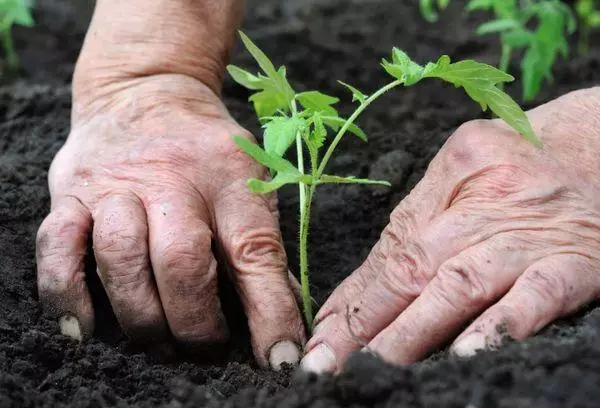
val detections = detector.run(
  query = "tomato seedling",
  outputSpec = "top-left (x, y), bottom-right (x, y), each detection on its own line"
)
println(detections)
top-left (575, 0), bottom-right (600, 54)
top-left (0, 0), bottom-right (34, 70)
top-left (421, 0), bottom-right (576, 102)
top-left (228, 31), bottom-right (538, 328)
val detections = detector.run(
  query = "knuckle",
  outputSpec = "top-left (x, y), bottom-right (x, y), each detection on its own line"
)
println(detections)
top-left (433, 260), bottom-right (490, 310)
top-left (228, 227), bottom-right (287, 274)
top-left (381, 239), bottom-right (431, 298)
top-left (520, 268), bottom-right (568, 309)
top-left (94, 221), bottom-right (147, 266)
top-left (156, 226), bottom-right (213, 274)
top-left (36, 210), bottom-right (87, 258)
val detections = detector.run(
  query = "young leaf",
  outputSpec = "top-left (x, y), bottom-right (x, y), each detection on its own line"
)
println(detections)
top-left (338, 81), bottom-right (368, 104)
top-left (296, 91), bottom-right (340, 117)
top-left (382, 51), bottom-right (538, 145)
top-left (229, 31), bottom-right (296, 118)
top-left (247, 172), bottom-right (309, 194)
top-left (307, 113), bottom-right (327, 150)
top-left (476, 18), bottom-right (521, 35)
top-left (319, 175), bottom-right (391, 187)
top-left (226, 65), bottom-right (266, 90)
top-left (263, 116), bottom-right (305, 157)
top-left (420, 0), bottom-right (450, 23)
top-left (233, 135), bottom-right (302, 175)
top-left (321, 116), bottom-right (368, 142)
top-left (382, 48), bottom-right (425, 85)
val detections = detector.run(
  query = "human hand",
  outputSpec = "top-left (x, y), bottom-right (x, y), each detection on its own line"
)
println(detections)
top-left (35, 0), bottom-right (305, 367)
top-left (301, 87), bottom-right (600, 373)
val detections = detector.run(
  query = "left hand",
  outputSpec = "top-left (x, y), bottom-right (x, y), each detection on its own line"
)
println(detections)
top-left (301, 87), bottom-right (600, 373)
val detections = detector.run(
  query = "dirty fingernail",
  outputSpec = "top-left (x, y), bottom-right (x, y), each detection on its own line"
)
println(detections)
top-left (300, 343), bottom-right (336, 374)
top-left (312, 313), bottom-right (336, 336)
top-left (451, 332), bottom-right (487, 357)
top-left (269, 341), bottom-right (301, 371)
top-left (59, 315), bottom-right (82, 341)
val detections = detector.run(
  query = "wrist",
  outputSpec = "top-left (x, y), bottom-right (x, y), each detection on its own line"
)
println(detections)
top-left (73, 0), bottom-right (245, 105)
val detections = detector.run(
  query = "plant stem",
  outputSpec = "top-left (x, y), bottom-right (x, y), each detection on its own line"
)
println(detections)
top-left (578, 25), bottom-right (590, 55)
top-left (316, 79), bottom-right (402, 178)
top-left (299, 184), bottom-right (316, 328)
top-left (2, 26), bottom-right (18, 71)
top-left (291, 100), bottom-right (315, 327)
top-left (498, 43), bottom-right (512, 92)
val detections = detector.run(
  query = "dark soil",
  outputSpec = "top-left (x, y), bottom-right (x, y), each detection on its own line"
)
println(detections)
top-left (2, 0), bottom-right (600, 407)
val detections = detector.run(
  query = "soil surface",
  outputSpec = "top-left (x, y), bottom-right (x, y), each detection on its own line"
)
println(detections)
top-left (2, 0), bottom-right (600, 407)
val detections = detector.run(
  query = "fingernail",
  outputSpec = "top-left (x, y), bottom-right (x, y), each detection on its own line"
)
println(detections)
top-left (300, 343), bottom-right (336, 374)
top-left (59, 315), bottom-right (82, 342)
top-left (269, 341), bottom-right (301, 371)
top-left (451, 332), bottom-right (487, 357)
top-left (312, 313), bottom-right (336, 336)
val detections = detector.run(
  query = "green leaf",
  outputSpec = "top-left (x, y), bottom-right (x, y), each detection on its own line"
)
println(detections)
top-left (296, 91), bottom-right (340, 117)
top-left (239, 31), bottom-right (279, 80)
top-left (416, 55), bottom-right (538, 144)
top-left (247, 172), bottom-right (308, 194)
top-left (419, 0), bottom-right (450, 22)
top-left (382, 48), bottom-right (425, 85)
top-left (319, 175), bottom-right (391, 187)
top-left (226, 65), bottom-right (266, 90)
top-left (233, 135), bottom-right (301, 175)
top-left (338, 81), bottom-right (368, 103)
top-left (321, 116), bottom-right (368, 142)
top-left (307, 113), bottom-right (327, 150)
top-left (476, 19), bottom-right (521, 35)
top-left (231, 32), bottom-right (296, 118)
top-left (263, 116), bottom-right (305, 157)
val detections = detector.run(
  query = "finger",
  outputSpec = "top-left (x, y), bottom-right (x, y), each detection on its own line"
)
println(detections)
top-left (93, 194), bottom-right (167, 341)
top-left (312, 171), bottom-right (448, 329)
top-left (366, 233), bottom-right (545, 365)
top-left (36, 196), bottom-right (94, 340)
top-left (214, 182), bottom-right (304, 370)
top-left (302, 206), bottom-right (499, 374)
top-left (451, 254), bottom-right (600, 357)
top-left (147, 193), bottom-right (228, 347)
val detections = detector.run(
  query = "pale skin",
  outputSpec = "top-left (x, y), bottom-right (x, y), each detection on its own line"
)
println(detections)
top-left (35, 0), bottom-right (600, 372)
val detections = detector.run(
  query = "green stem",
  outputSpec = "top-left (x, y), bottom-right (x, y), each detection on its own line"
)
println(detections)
top-left (498, 43), bottom-right (512, 92)
top-left (579, 24), bottom-right (590, 55)
top-left (2, 26), bottom-right (18, 70)
top-left (316, 79), bottom-right (402, 178)
top-left (299, 184), bottom-right (316, 328)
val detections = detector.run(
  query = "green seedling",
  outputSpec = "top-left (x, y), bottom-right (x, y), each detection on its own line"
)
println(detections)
top-left (0, 0), bottom-right (34, 70)
top-left (228, 31), bottom-right (539, 328)
top-left (421, 0), bottom-right (576, 102)
top-left (575, 0), bottom-right (600, 54)
top-left (420, 0), bottom-right (451, 22)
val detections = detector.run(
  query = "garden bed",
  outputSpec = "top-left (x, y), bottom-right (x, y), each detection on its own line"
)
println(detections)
top-left (1, 0), bottom-right (600, 407)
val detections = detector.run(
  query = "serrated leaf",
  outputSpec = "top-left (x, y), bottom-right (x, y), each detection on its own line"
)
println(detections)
top-left (307, 113), bottom-right (327, 149)
top-left (321, 116), bottom-right (368, 142)
top-left (247, 172), bottom-right (307, 194)
top-left (413, 54), bottom-right (538, 144)
top-left (263, 116), bottom-right (305, 157)
top-left (296, 91), bottom-right (340, 117)
top-left (233, 135), bottom-right (301, 175)
top-left (382, 48), bottom-right (426, 85)
top-left (338, 81), bottom-right (368, 103)
top-left (319, 175), bottom-right (391, 187)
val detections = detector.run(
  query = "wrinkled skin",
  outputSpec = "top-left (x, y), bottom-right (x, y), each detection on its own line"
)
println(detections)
top-left (36, 74), bottom-right (305, 368)
top-left (301, 87), bottom-right (600, 373)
